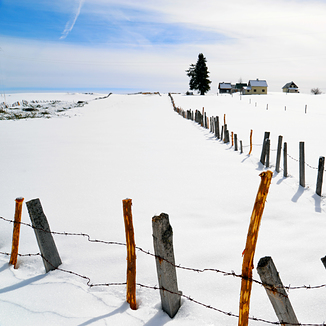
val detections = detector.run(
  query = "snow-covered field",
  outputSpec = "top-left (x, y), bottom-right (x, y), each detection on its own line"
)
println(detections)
top-left (0, 91), bottom-right (325, 325)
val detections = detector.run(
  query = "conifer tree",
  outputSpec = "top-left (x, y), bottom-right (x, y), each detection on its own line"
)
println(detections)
top-left (186, 53), bottom-right (211, 95)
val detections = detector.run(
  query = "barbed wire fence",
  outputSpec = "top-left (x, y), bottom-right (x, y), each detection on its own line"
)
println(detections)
top-left (168, 94), bottom-right (326, 177)
top-left (0, 215), bottom-right (325, 325)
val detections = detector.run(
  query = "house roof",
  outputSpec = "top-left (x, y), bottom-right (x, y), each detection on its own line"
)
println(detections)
top-left (248, 79), bottom-right (268, 87)
top-left (282, 81), bottom-right (298, 89)
top-left (218, 82), bottom-right (232, 89)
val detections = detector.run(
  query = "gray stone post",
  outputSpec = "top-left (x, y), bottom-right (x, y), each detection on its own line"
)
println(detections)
top-left (26, 198), bottom-right (62, 273)
top-left (152, 213), bottom-right (181, 318)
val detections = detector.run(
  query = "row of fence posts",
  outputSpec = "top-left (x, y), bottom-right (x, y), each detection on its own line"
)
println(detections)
top-left (169, 93), bottom-right (324, 197)
top-left (7, 196), bottom-right (182, 318)
top-left (6, 181), bottom-right (307, 325)
top-left (5, 189), bottom-right (326, 323)
top-left (259, 131), bottom-right (325, 196)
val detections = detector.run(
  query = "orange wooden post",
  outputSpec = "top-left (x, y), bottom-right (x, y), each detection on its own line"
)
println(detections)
top-left (224, 113), bottom-right (226, 125)
top-left (231, 132), bottom-right (234, 146)
top-left (248, 129), bottom-right (253, 155)
top-left (238, 171), bottom-right (273, 326)
top-left (9, 197), bottom-right (24, 268)
top-left (122, 198), bottom-right (137, 310)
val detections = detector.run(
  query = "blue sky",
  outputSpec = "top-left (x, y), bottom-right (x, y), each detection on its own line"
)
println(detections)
top-left (1, 0), bottom-right (326, 93)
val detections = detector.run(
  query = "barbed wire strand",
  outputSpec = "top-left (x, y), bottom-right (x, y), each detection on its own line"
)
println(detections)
top-left (1, 250), bottom-right (323, 326)
top-left (1, 216), bottom-right (326, 293)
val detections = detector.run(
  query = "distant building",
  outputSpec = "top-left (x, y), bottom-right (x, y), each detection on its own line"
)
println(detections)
top-left (242, 79), bottom-right (268, 95)
top-left (218, 82), bottom-right (232, 94)
top-left (282, 81), bottom-right (299, 93)
top-left (235, 82), bottom-right (247, 92)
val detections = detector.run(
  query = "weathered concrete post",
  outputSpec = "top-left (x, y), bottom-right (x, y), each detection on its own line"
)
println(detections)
top-left (152, 213), bottom-right (181, 318)
top-left (215, 116), bottom-right (220, 139)
top-left (316, 156), bottom-right (325, 196)
top-left (299, 141), bottom-right (305, 187)
top-left (260, 132), bottom-right (270, 165)
top-left (26, 198), bottom-right (62, 273)
top-left (265, 139), bottom-right (270, 168)
top-left (257, 256), bottom-right (299, 325)
top-left (234, 134), bottom-right (238, 151)
top-left (275, 135), bottom-right (283, 173)
top-left (283, 142), bottom-right (288, 177)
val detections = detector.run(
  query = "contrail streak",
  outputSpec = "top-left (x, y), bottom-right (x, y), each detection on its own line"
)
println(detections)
top-left (60, 0), bottom-right (84, 40)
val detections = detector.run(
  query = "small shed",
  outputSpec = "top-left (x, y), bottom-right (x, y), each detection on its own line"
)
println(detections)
top-left (282, 81), bottom-right (299, 93)
top-left (242, 79), bottom-right (268, 95)
top-left (218, 82), bottom-right (232, 94)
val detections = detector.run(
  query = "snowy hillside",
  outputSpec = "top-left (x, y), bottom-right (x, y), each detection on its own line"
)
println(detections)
top-left (0, 92), bottom-right (325, 325)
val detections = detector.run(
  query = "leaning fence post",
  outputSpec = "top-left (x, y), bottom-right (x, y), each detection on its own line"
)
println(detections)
top-left (316, 156), bottom-right (325, 196)
top-left (238, 171), bottom-right (273, 326)
top-left (221, 126), bottom-right (224, 141)
top-left (260, 132), bottom-right (270, 165)
top-left (299, 142), bottom-right (305, 187)
top-left (257, 256), bottom-right (299, 325)
top-left (9, 197), bottom-right (24, 268)
top-left (283, 142), bottom-right (288, 178)
top-left (152, 213), bottom-right (181, 318)
top-left (122, 198), bottom-right (137, 310)
top-left (26, 198), bottom-right (62, 273)
top-left (240, 140), bottom-right (243, 154)
top-left (275, 135), bottom-right (283, 173)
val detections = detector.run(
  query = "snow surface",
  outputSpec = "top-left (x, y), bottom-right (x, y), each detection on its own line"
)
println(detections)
top-left (0, 91), bottom-right (325, 325)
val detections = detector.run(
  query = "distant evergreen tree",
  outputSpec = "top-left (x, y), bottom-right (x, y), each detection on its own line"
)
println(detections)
top-left (186, 53), bottom-right (211, 95)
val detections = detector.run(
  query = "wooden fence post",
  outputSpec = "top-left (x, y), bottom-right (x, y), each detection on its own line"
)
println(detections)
top-left (26, 198), bottom-right (62, 273)
top-left (299, 142), bottom-right (305, 187)
top-left (316, 156), bottom-right (325, 196)
top-left (260, 132), bottom-right (270, 165)
top-left (275, 135), bottom-right (283, 173)
top-left (9, 197), bottom-right (24, 268)
top-left (257, 256), bottom-right (299, 325)
top-left (265, 139), bottom-right (270, 168)
top-left (283, 142), bottom-right (288, 178)
top-left (215, 116), bottom-right (220, 139)
top-left (231, 132), bottom-right (234, 146)
top-left (238, 171), bottom-right (273, 326)
top-left (249, 130), bottom-right (253, 155)
top-left (221, 126), bottom-right (224, 141)
top-left (240, 140), bottom-right (243, 154)
top-left (234, 134), bottom-right (238, 151)
top-left (152, 213), bottom-right (181, 318)
top-left (122, 198), bottom-right (137, 310)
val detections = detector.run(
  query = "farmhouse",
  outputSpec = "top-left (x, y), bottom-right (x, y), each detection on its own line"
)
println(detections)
top-left (218, 82), bottom-right (232, 94)
top-left (282, 81), bottom-right (299, 93)
top-left (242, 79), bottom-right (268, 95)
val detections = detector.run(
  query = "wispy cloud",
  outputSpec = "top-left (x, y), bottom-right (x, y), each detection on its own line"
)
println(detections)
top-left (60, 0), bottom-right (84, 40)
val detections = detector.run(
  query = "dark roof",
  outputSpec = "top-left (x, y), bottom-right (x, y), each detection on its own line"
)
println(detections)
top-left (282, 81), bottom-right (298, 89)
top-left (218, 82), bottom-right (232, 89)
